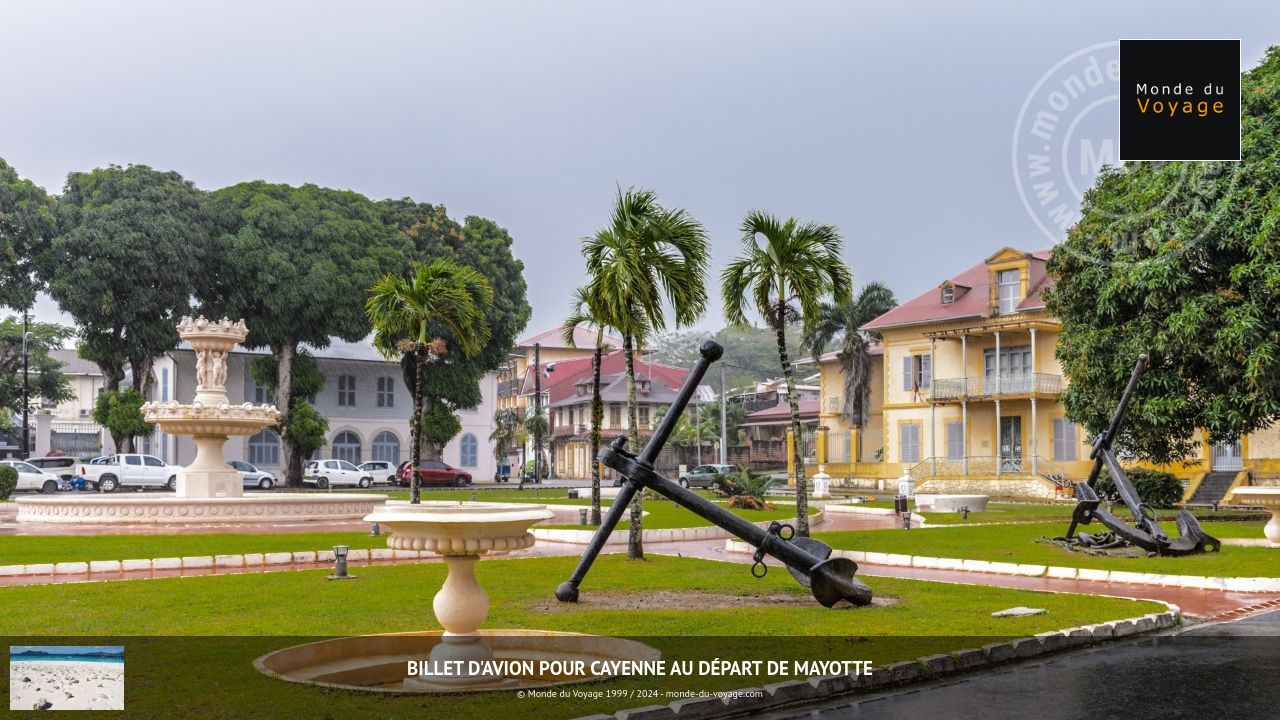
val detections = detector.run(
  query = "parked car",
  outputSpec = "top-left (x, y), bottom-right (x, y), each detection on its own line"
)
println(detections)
top-left (358, 460), bottom-right (398, 485)
top-left (23, 456), bottom-right (79, 481)
top-left (227, 460), bottom-right (275, 489)
top-left (78, 454), bottom-right (180, 492)
top-left (678, 463), bottom-right (735, 489)
top-left (0, 459), bottom-right (62, 494)
top-left (304, 459), bottom-right (374, 489)
top-left (397, 460), bottom-right (472, 487)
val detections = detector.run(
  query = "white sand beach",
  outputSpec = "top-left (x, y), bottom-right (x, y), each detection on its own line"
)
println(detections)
top-left (9, 660), bottom-right (124, 711)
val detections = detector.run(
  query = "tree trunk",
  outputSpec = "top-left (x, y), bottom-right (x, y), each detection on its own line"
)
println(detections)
top-left (623, 334), bottom-right (643, 560)
top-left (590, 344), bottom-right (603, 525)
top-left (274, 343), bottom-right (303, 487)
top-left (130, 355), bottom-right (154, 397)
top-left (776, 320), bottom-right (809, 537)
top-left (410, 346), bottom-right (426, 504)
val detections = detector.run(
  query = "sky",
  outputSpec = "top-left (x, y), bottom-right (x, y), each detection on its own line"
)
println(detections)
top-left (3, 0), bottom-right (1276, 337)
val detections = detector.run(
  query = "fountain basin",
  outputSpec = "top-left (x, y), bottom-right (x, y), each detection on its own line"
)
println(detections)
top-left (366, 501), bottom-right (555, 554)
top-left (1226, 487), bottom-right (1280, 544)
top-left (255, 630), bottom-right (661, 694)
top-left (15, 492), bottom-right (387, 524)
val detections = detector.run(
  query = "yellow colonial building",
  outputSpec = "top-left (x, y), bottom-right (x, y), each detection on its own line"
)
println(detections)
top-left (810, 246), bottom-right (1280, 501)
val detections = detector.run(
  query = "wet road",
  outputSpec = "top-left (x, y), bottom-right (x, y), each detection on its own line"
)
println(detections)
top-left (769, 610), bottom-right (1280, 720)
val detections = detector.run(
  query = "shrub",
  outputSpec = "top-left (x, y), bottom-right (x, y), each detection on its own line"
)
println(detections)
top-left (713, 468), bottom-right (776, 511)
top-left (0, 465), bottom-right (17, 501)
top-left (1094, 467), bottom-right (1183, 508)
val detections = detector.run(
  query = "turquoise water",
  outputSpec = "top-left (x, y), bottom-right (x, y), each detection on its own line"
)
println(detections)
top-left (10, 654), bottom-right (123, 664)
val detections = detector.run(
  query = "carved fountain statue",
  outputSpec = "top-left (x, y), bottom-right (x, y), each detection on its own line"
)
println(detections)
top-left (15, 317), bottom-right (387, 524)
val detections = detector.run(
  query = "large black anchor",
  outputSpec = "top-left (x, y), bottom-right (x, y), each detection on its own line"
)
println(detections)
top-left (555, 340), bottom-right (873, 607)
top-left (1063, 354), bottom-right (1220, 556)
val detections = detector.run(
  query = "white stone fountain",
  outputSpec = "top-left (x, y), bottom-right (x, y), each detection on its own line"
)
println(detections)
top-left (254, 500), bottom-right (659, 693)
top-left (1227, 487), bottom-right (1280, 545)
top-left (15, 317), bottom-right (387, 524)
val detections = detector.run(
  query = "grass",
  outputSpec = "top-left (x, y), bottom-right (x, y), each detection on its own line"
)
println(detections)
top-left (854, 500), bottom-right (1267, 526)
top-left (0, 554), bottom-right (1164, 719)
top-left (817, 521), bottom-right (1277, 577)
top-left (0, 531), bottom-right (387, 565)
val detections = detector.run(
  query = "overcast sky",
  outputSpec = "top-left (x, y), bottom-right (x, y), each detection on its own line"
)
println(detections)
top-left (4, 1), bottom-right (1276, 337)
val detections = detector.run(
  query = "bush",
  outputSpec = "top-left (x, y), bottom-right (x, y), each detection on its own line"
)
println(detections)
top-left (0, 465), bottom-right (17, 501)
top-left (1094, 467), bottom-right (1183, 508)
top-left (712, 468), bottom-right (776, 511)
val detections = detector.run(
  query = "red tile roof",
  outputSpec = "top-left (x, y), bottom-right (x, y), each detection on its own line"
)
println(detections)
top-left (520, 349), bottom-right (690, 405)
top-left (862, 247), bottom-right (1053, 331)
top-left (517, 325), bottom-right (624, 350)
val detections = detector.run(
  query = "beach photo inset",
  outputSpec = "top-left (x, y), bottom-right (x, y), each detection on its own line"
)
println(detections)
top-left (9, 646), bottom-right (124, 711)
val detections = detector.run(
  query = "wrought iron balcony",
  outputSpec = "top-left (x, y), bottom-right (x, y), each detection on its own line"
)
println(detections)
top-left (908, 455), bottom-right (1068, 481)
top-left (929, 373), bottom-right (1064, 402)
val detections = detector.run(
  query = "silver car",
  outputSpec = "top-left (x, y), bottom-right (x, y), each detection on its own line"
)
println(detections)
top-left (227, 460), bottom-right (276, 490)
top-left (678, 464), bottom-right (735, 489)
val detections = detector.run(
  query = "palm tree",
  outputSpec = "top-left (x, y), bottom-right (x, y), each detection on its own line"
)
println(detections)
top-left (366, 258), bottom-right (493, 504)
top-left (722, 211), bottom-right (852, 537)
top-left (562, 286), bottom-right (617, 526)
top-left (802, 282), bottom-right (897, 460)
top-left (582, 187), bottom-right (709, 559)
top-left (489, 407), bottom-right (520, 472)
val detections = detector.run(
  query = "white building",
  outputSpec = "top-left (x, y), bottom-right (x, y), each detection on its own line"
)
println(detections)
top-left (48, 340), bottom-right (499, 481)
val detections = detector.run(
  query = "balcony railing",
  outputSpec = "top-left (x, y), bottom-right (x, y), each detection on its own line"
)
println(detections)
top-left (908, 455), bottom-right (1067, 481)
top-left (930, 373), bottom-right (1063, 401)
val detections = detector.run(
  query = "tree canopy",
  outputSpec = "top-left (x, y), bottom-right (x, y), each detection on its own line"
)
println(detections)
top-left (0, 157), bottom-right (55, 312)
top-left (1046, 47), bottom-right (1280, 464)
top-left (0, 317), bottom-right (73, 428)
top-left (41, 164), bottom-right (209, 391)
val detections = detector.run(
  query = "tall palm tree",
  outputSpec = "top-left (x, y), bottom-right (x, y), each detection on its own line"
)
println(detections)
top-left (722, 211), bottom-right (852, 537)
top-left (582, 187), bottom-right (709, 559)
top-left (802, 282), bottom-right (897, 460)
top-left (367, 258), bottom-right (493, 504)
top-left (562, 286), bottom-right (618, 526)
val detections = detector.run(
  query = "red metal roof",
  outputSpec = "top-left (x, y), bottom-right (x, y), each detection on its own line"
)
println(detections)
top-left (743, 399), bottom-right (820, 426)
top-left (517, 325), bottom-right (624, 350)
top-left (520, 349), bottom-right (690, 405)
top-left (862, 247), bottom-right (1053, 331)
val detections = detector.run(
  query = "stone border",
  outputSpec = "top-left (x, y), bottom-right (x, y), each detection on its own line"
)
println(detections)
top-left (13, 492), bottom-right (388, 524)
top-left (535, 510), bottom-right (824, 546)
top-left (820, 503), bottom-right (926, 526)
top-left (0, 547), bottom-right (431, 579)
top-left (724, 540), bottom-right (1280, 592)
top-left (576, 606), bottom-right (1181, 720)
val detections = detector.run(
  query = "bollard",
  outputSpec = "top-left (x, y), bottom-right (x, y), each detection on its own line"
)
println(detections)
top-left (902, 511), bottom-right (912, 531)
top-left (370, 522), bottom-right (380, 537)
top-left (328, 545), bottom-right (356, 580)
top-left (960, 506), bottom-right (970, 520)
top-left (579, 508), bottom-right (589, 525)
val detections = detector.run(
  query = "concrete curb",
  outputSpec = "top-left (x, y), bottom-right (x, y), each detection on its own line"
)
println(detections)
top-left (0, 548), bottom-right (433, 579)
top-left (535, 510), bottom-right (825, 546)
top-left (723, 539), bottom-right (1280, 593)
top-left (580, 606), bottom-right (1182, 720)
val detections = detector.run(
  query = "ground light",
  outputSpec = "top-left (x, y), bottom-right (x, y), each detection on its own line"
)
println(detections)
top-left (327, 545), bottom-right (355, 581)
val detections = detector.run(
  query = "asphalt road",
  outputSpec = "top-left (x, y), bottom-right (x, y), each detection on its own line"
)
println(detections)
top-left (768, 610), bottom-right (1280, 720)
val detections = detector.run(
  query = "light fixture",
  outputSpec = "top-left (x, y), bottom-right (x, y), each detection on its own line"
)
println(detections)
top-left (579, 508), bottom-right (589, 525)
top-left (328, 544), bottom-right (355, 580)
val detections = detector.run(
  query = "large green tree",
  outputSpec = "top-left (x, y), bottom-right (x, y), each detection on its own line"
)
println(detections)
top-left (722, 211), bottom-right (852, 537)
top-left (0, 317), bottom-right (73, 431)
top-left (582, 187), bottom-right (708, 559)
top-left (41, 165), bottom-right (209, 406)
top-left (0, 158), bottom-right (55, 312)
top-left (201, 182), bottom-right (411, 485)
top-left (1047, 48), bottom-right (1280, 464)
top-left (379, 200), bottom-right (530, 461)
top-left (802, 281), bottom-right (897, 458)
top-left (366, 258), bottom-right (492, 504)
top-left (250, 352), bottom-right (329, 464)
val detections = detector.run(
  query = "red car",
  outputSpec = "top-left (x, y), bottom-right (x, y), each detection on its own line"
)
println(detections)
top-left (397, 460), bottom-right (473, 487)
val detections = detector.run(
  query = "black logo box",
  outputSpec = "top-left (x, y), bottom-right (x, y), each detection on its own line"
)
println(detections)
top-left (1119, 39), bottom-right (1240, 161)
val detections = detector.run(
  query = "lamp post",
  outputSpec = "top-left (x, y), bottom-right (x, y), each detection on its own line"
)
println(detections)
top-left (328, 544), bottom-right (355, 580)
top-left (21, 311), bottom-right (32, 459)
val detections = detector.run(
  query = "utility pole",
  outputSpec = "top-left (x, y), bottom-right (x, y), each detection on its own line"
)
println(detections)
top-left (21, 311), bottom-right (31, 459)
top-left (719, 362), bottom-right (727, 465)
top-left (533, 342), bottom-right (542, 484)
top-left (694, 397), bottom-right (702, 466)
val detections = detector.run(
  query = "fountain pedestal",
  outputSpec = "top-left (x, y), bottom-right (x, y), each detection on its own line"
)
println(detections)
top-left (363, 501), bottom-right (553, 689)
top-left (1227, 487), bottom-right (1280, 545)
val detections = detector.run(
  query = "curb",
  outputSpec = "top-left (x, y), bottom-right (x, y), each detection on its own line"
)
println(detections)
top-left (722, 540), bottom-right (1280, 593)
top-left (578, 606), bottom-right (1181, 720)
top-left (0, 547), bottom-right (431, 579)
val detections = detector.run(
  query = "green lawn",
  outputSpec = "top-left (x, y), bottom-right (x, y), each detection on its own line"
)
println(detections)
top-left (0, 531), bottom-right (387, 565)
top-left (853, 500), bottom-right (1266, 526)
top-left (0, 555), bottom-right (1164, 719)
top-left (817, 521), bottom-right (1277, 577)
top-left (541, 498), bottom-right (799, 530)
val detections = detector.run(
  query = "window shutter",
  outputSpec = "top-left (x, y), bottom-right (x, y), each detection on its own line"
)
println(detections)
top-left (902, 356), bottom-right (912, 390)
top-left (920, 355), bottom-right (932, 388)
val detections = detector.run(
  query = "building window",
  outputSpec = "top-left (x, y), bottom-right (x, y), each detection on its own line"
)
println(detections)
top-left (1053, 418), bottom-right (1077, 461)
top-left (899, 424), bottom-right (922, 463)
top-left (946, 421), bottom-right (964, 460)
top-left (253, 380), bottom-right (269, 405)
top-left (941, 286), bottom-right (954, 304)
top-left (460, 433), bottom-right (478, 468)
top-left (901, 354), bottom-right (931, 391)
top-left (610, 404), bottom-right (622, 428)
top-left (332, 430), bottom-right (362, 464)
top-left (638, 406), bottom-right (650, 428)
top-left (248, 429), bottom-right (281, 466)
top-left (338, 375), bottom-right (356, 407)
top-left (997, 269), bottom-right (1021, 314)
top-left (371, 431), bottom-right (400, 464)
top-left (161, 368), bottom-right (170, 402)
top-left (376, 377), bottom-right (395, 408)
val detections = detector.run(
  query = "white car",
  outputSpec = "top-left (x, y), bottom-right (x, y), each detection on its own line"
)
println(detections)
top-left (358, 460), bottom-right (398, 485)
top-left (1, 460), bottom-right (62, 494)
top-left (79, 454), bottom-right (181, 492)
top-left (227, 460), bottom-right (276, 490)
top-left (303, 459), bottom-right (373, 489)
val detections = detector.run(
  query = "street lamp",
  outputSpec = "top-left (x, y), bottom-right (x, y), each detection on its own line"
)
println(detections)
top-left (328, 544), bottom-right (355, 580)
top-left (21, 312), bottom-right (33, 459)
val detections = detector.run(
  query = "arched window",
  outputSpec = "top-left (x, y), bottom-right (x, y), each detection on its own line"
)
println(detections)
top-left (371, 431), bottom-right (400, 464)
top-left (248, 429), bottom-right (281, 467)
top-left (460, 433), bottom-right (478, 468)
top-left (332, 431), bottom-right (362, 464)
